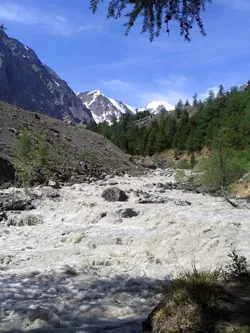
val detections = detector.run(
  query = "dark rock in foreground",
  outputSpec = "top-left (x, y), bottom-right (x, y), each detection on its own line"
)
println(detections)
top-left (102, 187), bottom-right (128, 202)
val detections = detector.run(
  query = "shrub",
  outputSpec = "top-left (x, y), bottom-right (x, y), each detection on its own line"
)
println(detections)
top-left (147, 256), bottom-right (250, 333)
top-left (14, 130), bottom-right (53, 186)
top-left (222, 250), bottom-right (250, 282)
top-left (190, 153), bottom-right (196, 168)
top-left (175, 169), bottom-right (186, 182)
top-left (152, 268), bottom-right (222, 333)
top-left (78, 148), bottom-right (97, 172)
top-left (177, 158), bottom-right (192, 169)
top-left (199, 141), bottom-right (248, 193)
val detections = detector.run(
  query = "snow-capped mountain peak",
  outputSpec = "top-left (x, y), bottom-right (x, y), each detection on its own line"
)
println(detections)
top-left (76, 90), bottom-right (175, 123)
top-left (87, 89), bottom-right (101, 96)
top-left (77, 90), bottom-right (136, 123)
top-left (145, 100), bottom-right (175, 114)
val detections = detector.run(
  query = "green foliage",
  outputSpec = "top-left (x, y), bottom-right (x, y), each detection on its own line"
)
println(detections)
top-left (14, 130), bottom-right (53, 186)
top-left (78, 148), bottom-right (97, 171)
top-left (175, 169), bottom-right (186, 182)
top-left (199, 143), bottom-right (248, 193)
top-left (190, 153), bottom-right (196, 168)
top-left (90, 0), bottom-right (211, 42)
top-left (176, 158), bottom-right (192, 170)
top-left (222, 250), bottom-right (250, 282)
top-left (153, 268), bottom-right (221, 332)
top-left (76, 123), bottom-right (85, 130)
top-left (151, 258), bottom-right (250, 333)
top-left (87, 84), bottom-right (250, 187)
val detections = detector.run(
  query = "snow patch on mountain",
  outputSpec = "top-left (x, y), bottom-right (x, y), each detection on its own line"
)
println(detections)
top-left (108, 97), bottom-right (129, 114)
top-left (77, 90), bottom-right (136, 123)
top-left (76, 89), bottom-right (175, 123)
top-left (146, 100), bottom-right (175, 113)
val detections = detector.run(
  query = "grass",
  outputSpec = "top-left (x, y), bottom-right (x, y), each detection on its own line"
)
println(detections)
top-left (146, 252), bottom-right (250, 333)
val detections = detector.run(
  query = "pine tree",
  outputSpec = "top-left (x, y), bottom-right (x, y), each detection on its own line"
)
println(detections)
top-left (192, 93), bottom-right (198, 106)
top-left (0, 24), bottom-right (6, 36)
top-left (90, 0), bottom-right (211, 42)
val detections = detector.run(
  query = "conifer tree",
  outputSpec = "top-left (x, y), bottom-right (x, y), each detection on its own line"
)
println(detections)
top-left (90, 0), bottom-right (212, 41)
top-left (192, 93), bottom-right (198, 106)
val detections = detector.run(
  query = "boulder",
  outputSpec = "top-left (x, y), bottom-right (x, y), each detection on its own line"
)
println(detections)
top-left (48, 179), bottom-right (60, 189)
top-left (0, 211), bottom-right (7, 222)
top-left (0, 196), bottom-right (34, 211)
top-left (7, 214), bottom-right (43, 227)
top-left (0, 156), bottom-right (15, 184)
top-left (120, 208), bottom-right (138, 218)
top-left (102, 187), bottom-right (128, 202)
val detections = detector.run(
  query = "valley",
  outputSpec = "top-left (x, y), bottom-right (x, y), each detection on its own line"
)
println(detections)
top-left (1, 4), bottom-right (250, 331)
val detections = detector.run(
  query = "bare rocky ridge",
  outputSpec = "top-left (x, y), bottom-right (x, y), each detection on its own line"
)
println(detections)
top-left (0, 34), bottom-right (93, 124)
top-left (0, 101), bottom-right (141, 185)
top-left (0, 169), bottom-right (250, 332)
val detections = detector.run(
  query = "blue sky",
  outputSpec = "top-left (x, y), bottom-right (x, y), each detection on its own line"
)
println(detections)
top-left (0, 0), bottom-right (250, 107)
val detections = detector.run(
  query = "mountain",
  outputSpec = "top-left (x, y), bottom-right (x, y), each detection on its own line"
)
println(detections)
top-left (76, 90), bottom-right (136, 123)
top-left (145, 101), bottom-right (175, 114)
top-left (0, 34), bottom-right (93, 124)
top-left (77, 90), bottom-right (175, 123)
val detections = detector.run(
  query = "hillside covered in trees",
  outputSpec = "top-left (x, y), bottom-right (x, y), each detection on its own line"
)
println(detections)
top-left (87, 84), bottom-right (250, 157)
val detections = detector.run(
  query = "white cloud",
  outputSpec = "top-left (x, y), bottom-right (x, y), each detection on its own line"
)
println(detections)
top-left (199, 86), bottom-right (220, 101)
top-left (0, 3), bottom-right (102, 36)
top-left (102, 78), bottom-right (221, 107)
top-left (102, 77), bottom-right (192, 107)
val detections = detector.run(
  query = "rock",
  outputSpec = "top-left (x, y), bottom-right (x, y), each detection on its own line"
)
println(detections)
top-left (0, 157), bottom-right (15, 184)
top-left (0, 254), bottom-right (13, 265)
top-left (174, 199), bottom-right (192, 206)
top-left (138, 192), bottom-right (192, 206)
top-left (164, 182), bottom-right (174, 190)
top-left (48, 179), bottom-right (60, 189)
top-left (0, 211), bottom-right (7, 222)
top-left (60, 264), bottom-right (78, 275)
top-left (107, 180), bottom-right (119, 186)
top-left (0, 196), bottom-right (34, 211)
top-left (156, 182), bottom-right (164, 188)
top-left (24, 305), bottom-right (64, 329)
top-left (100, 212), bottom-right (107, 218)
top-left (91, 211), bottom-right (107, 225)
top-left (8, 214), bottom-right (43, 227)
top-left (120, 208), bottom-right (138, 218)
top-left (102, 187), bottom-right (128, 202)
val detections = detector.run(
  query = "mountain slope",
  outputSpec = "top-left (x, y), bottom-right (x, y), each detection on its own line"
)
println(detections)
top-left (0, 34), bottom-right (93, 124)
top-left (77, 90), bottom-right (136, 123)
top-left (0, 100), bottom-right (141, 185)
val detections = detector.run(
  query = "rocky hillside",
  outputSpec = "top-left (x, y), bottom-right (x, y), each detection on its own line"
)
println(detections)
top-left (0, 101), bottom-right (141, 185)
top-left (0, 34), bottom-right (93, 124)
top-left (77, 90), bottom-right (136, 123)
